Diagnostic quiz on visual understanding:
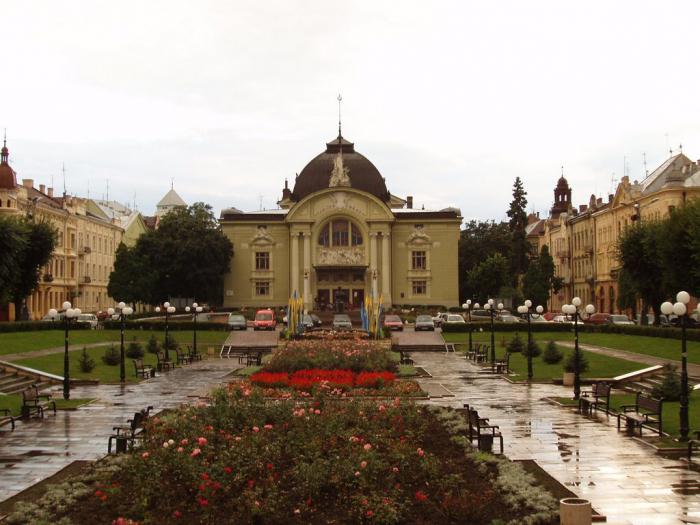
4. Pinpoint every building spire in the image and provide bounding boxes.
[337,93,342,137]
[1,129,7,164]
